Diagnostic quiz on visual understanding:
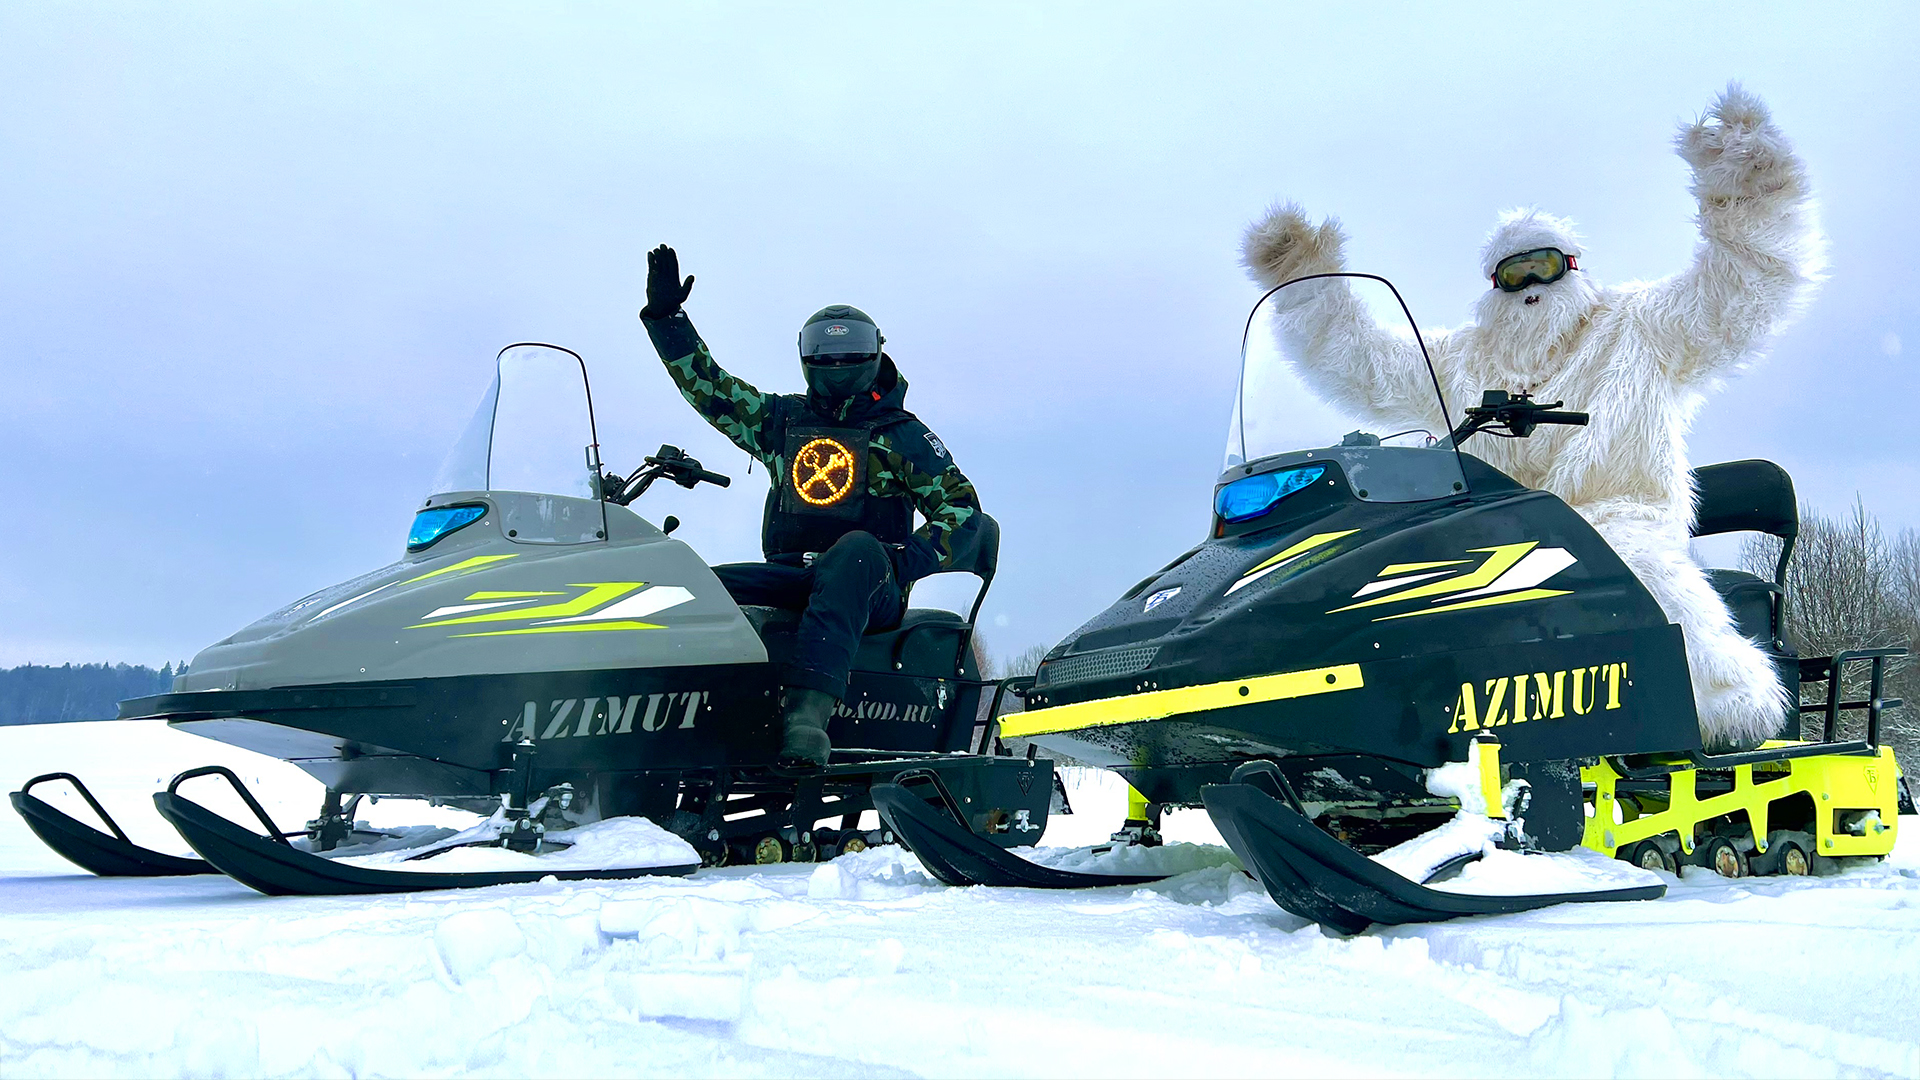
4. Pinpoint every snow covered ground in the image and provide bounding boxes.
[4,721,1919,1078]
